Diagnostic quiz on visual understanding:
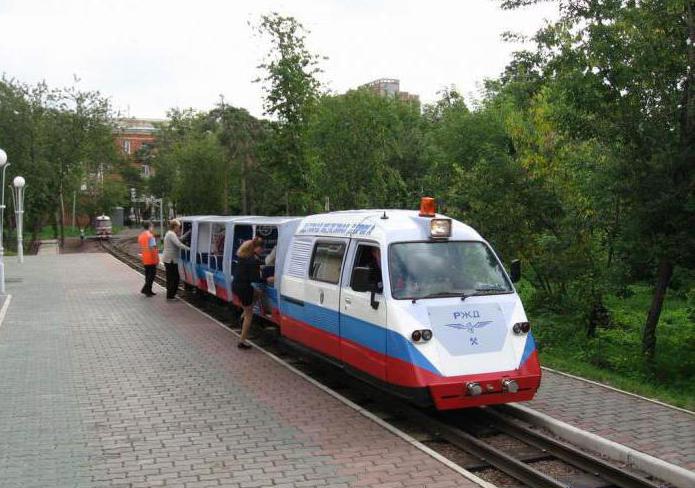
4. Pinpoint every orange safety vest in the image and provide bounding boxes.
[138,230,159,265]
